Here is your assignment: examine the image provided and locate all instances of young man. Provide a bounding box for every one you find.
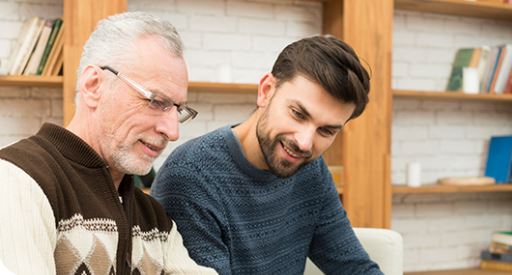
[152,36,383,274]
[0,12,216,275]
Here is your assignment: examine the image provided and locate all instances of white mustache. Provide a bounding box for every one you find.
[140,136,168,150]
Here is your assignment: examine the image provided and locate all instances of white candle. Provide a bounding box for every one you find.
[463,67,479,94]
[407,162,421,187]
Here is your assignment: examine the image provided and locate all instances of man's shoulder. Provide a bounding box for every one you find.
[0,136,54,177]
[292,157,334,192]
[169,126,231,163]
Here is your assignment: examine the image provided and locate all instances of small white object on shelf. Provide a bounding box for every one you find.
[406,162,421,187]
[463,67,479,94]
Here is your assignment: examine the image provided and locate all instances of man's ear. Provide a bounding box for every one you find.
[256,73,277,108]
[78,65,103,108]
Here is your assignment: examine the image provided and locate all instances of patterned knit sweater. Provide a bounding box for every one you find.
[0,123,216,275]
[152,126,383,275]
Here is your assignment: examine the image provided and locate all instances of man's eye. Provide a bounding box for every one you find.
[148,98,166,109]
[318,128,335,137]
[291,108,306,120]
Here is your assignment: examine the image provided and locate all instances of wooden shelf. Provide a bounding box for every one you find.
[0,75,63,87]
[393,89,512,102]
[189,81,257,94]
[405,268,507,275]
[191,85,512,103]
[393,183,512,194]
[395,0,512,21]
[187,84,512,103]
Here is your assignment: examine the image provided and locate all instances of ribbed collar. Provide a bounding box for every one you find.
[36,123,106,168]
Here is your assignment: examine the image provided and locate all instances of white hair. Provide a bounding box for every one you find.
[75,12,183,96]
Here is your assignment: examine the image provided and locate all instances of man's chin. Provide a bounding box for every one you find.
[116,158,153,176]
[270,163,301,178]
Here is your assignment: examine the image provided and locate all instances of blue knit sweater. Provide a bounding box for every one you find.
[152,126,382,275]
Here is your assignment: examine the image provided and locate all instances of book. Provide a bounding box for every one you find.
[8,17,42,75]
[490,241,512,254]
[484,135,512,183]
[486,45,504,93]
[477,46,490,93]
[15,18,45,75]
[42,23,64,76]
[446,48,475,91]
[23,19,54,75]
[504,69,512,94]
[494,44,512,94]
[36,18,63,75]
[489,45,510,93]
[493,231,512,246]
[437,176,495,186]
[481,46,500,93]
[51,49,63,76]
[482,249,512,263]
[481,259,512,271]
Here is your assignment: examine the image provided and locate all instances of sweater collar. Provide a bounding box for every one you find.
[36,123,106,168]
[223,125,277,182]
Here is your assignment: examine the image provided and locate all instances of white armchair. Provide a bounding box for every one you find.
[304,228,403,275]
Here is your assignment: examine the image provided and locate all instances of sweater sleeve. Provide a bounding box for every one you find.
[0,159,57,275]
[307,163,383,275]
[163,220,218,274]
[152,164,232,275]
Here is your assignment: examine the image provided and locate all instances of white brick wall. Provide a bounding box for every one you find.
[393,193,512,271]
[0,86,62,147]
[392,10,512,272]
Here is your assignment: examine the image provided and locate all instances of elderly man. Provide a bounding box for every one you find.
[0,12,215,275]
[152,36,384,275]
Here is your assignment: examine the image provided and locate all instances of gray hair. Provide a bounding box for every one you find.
[76,11,183,94]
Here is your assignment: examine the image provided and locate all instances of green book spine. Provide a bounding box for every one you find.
[36,18,62,75]
[446,48,474,91]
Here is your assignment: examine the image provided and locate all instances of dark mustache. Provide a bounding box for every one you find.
[279,137,312,158]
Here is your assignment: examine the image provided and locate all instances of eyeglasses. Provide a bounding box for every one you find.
[100,65,198,124]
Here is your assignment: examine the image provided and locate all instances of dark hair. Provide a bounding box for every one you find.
[270,35,370,120]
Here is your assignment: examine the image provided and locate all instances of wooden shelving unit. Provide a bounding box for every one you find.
[0,75,63,87]
[393,89,512,102]
[393,183,512,194]
[395,0,512,21]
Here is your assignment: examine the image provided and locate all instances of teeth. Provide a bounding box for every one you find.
[142,141,158,151]
[283,144,300,158]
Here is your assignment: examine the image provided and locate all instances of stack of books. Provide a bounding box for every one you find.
[481,231,512,271]
[6,17,64,76]
[446,45,512,94]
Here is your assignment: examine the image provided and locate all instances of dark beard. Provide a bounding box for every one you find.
[256,110,311,178]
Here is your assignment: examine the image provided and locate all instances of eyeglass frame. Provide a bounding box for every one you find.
[100,65,198,124]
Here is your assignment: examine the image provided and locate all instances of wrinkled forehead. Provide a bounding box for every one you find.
[124,37,189,102]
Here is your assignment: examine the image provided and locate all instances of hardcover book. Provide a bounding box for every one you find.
[446,48,475,91]
[484,135,512,183]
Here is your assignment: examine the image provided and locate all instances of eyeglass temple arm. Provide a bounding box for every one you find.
[100,65,152,99]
